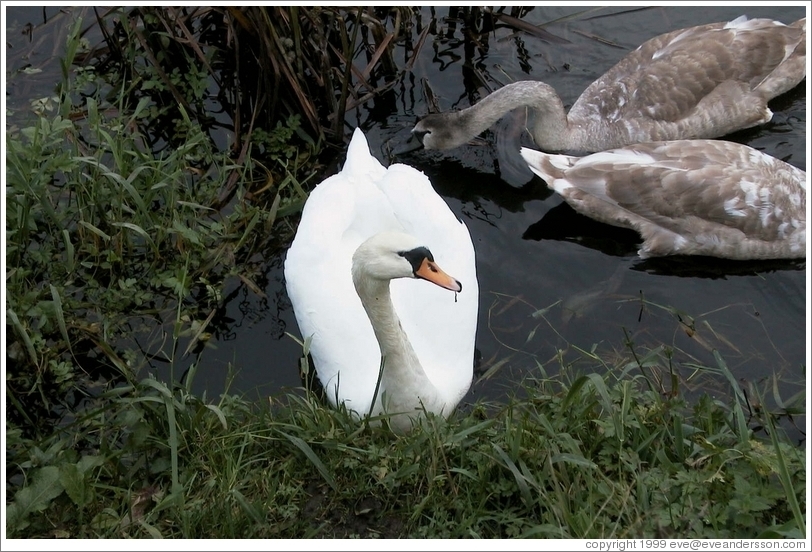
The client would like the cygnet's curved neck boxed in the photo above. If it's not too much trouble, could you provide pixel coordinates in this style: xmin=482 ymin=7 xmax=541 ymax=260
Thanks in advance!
xmin=453 ymin=81 xmax=571 ymax=150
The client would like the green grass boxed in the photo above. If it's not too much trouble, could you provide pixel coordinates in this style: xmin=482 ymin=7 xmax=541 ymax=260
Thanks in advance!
xmin=5 ymin=15 xmax=306 ymax=433
xmin=5 ymin=349 xmax=806 ymax=538
xmin=4 ymin=9 xmax=806 ymax=540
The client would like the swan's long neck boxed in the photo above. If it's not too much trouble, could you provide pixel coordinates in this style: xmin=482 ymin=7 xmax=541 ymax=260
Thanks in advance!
xmin=354 ymin=276 xmax=420 ymax=374
xmin=454 ymin=81 xmax=572 ymax=150
xmin=352 ymin=272 xmax=441 ymax=420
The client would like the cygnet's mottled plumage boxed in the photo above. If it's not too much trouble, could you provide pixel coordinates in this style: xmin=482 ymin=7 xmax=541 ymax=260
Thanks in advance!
xmin=414 ymin=16 xmax=806 ymax=152
xmin=521 ymin=140 xmax=806 ymax=260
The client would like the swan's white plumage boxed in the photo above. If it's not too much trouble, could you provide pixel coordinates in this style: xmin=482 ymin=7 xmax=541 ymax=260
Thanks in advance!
xmin=413 ymin=16 xmax=806 ymax=152
xmin=520 ymin=140 xmax=806 ymax=260
xmin=284 ymin=128 xmax=478 ymax=430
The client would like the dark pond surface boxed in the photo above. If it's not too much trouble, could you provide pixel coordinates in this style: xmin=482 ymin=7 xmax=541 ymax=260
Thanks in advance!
xmin=5 ymin=6 xmax=808 ymax=440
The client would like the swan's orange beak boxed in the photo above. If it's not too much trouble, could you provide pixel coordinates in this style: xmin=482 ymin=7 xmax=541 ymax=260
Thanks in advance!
xmin=415 ymin=258 xmax=462 ymax=292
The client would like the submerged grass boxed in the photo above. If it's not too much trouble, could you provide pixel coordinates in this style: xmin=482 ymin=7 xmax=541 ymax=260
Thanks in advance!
xmin=5 ymin=7 xmax=806 ymax=540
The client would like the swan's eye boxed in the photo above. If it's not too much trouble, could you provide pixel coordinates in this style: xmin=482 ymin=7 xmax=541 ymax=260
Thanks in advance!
xmin=400 ymin=246 xmax=435 ymax=273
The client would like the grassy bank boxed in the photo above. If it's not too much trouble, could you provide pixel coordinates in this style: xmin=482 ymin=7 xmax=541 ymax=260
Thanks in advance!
xmin=5 ymin=349 xmax=806 ymax=538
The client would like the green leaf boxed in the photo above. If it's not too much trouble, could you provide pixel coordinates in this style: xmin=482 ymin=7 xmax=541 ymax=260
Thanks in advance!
xmin=138 ymin=520 xmax=165 ymax=539
xmin=77 ymin=455 xmax=105 ymax=474
xmin=59 ymin=455 xmax=104 ymax=508
xmin=59 ymin=463 xmax=89 ymax=507
xmin=6 ymin=466 xmax=65 ymax=533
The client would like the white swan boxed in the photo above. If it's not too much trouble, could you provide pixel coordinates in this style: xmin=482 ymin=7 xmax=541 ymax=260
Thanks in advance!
xmin=284 ymin=128 xmax=478 ymax=432
xmin=413 ymin=16 xmax=806 ymax=152
xmin=520 ymin=140 xmax=806 ymax=260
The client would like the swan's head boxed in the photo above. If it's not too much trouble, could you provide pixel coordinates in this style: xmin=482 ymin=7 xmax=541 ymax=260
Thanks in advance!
xmin=352 ymin=231 xmax=462 ymax=292
xmin=412 ymin=114 xmax=468 ymax=151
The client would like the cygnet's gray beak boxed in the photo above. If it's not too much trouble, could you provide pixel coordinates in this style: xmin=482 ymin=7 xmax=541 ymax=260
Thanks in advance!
xmin=393 ymin=132 xmax=425 ymax=155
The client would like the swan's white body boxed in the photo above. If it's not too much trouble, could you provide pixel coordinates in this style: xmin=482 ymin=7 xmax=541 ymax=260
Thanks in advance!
xmin=284 ymin=128 xmax=478 ymax=432
xmin=414 ymin=16 xmax=806 ymax=152
xmin=520 ymin=140 xmax=807 ymax=259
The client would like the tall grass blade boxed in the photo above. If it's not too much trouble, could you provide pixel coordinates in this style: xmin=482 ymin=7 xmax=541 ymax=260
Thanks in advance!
xmin=752 ymin=387 xmax=805 ymax=535
xmin=550 ymin=453 xmax=597 ymax=469
xmin=477 ymin=355 xmax=511 ymax=381
xmin=229 ymin=488 xmax=264 ymax=525
xmin=712 ymin=350 xmax=749 ymax=444
xmin=7 ymin=308 xmax=38 ymax=366
xmin=78 ymin=220 xmax=112 ymax=242
xmin=137 ymin=520 xmax=164 ymax=538
xmin=49 ymin=284 xmax=73 ymax=357
xmin=234 ymin=211 xmax=261 ymax=252
xmin=672 ymin=414 xmax=685 ymax=464
xmin=163 ymin=392 xmax=183 ymax=500
xmin=278 ymin=431 xmax=337 ymax=491
xmin=491 ymin=443 xmax=532 ymax=505
xmin=61 ymin=229 xmax=76 ymax=274
xmin=448 ymin=419 xmax=496 ymax=444
xmin=367 ymin=357 xmax=386 ymax=421
xmin=565 ymin=373 xmax=624 ymax=443
xmin=110 ymin=222 xmax=157 ymax=252
xmin=204 ymin=404 xmax=228 ymax=430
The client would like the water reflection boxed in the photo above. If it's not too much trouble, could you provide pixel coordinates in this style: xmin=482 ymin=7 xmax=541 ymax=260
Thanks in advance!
xmin=523 ymin=201 xmax=807 ymax=278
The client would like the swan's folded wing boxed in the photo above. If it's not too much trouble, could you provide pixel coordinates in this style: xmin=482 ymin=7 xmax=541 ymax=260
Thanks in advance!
xmin=375 ymin=163 xmax=479 ymax=403
xmin=284 ymin=149 xmax=402 ymax=415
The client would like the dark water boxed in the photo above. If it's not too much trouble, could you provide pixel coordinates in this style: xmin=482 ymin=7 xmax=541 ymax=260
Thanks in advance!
xmin=229 ymin=6 xmax=809 ymax=429
xmin=6 ymin=6 xmax=808 ymax=438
